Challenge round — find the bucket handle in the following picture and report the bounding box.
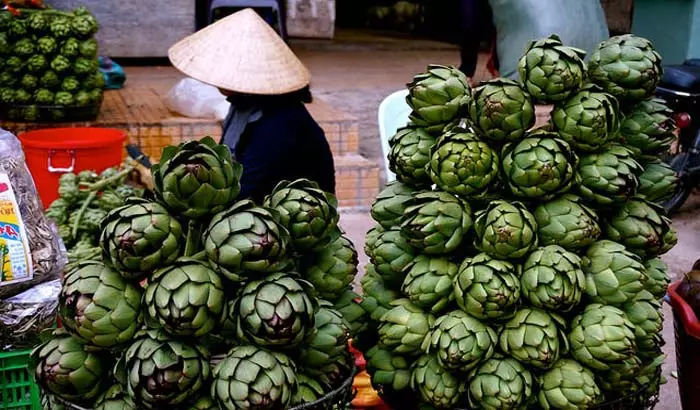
[47,149,76,173]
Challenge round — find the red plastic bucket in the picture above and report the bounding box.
[18,128,126,208]
[668,281,700,410]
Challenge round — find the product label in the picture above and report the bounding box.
[0,173,32,286]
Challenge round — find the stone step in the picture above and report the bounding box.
[335,154,381,209]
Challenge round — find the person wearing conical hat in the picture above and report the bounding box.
[169,9,335,203]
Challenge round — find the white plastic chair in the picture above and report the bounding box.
[377,89,411,183]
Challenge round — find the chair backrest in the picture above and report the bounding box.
[377,89,411,183]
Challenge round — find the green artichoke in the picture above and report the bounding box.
[605,197,677,258]
[588,35,663,102]
[144,259,225,337]
[37,37,58,55]
[521,245,586,312]
[40,70,60,89]
[153,137,243,219]
[517,34,587,102]
[370,181,415,228]
[468,356,535,410]
[5,56,23,74]
[644,258,670,300]
[58,173,79,204]
[368,228,415,288]
[423,310,497,372]
[401,191,472,254]
[189,395,219,410]
[332,288,370,341]
[622,290,663,358]
[74,57,97,76]
[59,261,142,349]
[51,55,72,74]
[411,354,467,409]
[365,224,384,258]
[50,16,72,38]
[234,272,318,349]
[80,39,98,57]
[55,91,74,106]
[502,132,579,200]
[361,270,402,322]
[100,198,183,280]
[202,199,291,282]
[533,194,601,250]
[596,355,643,395]
[13,38,35,56]
[297,304,352,388]
[638,160,679,203]
[0,71,16,87]
[620,98,676,160]
[453,252,521,320]
[568,303,637,370]
[61,76,80,93]
[401,255,458,314]
[22,105,40,121]
[72,12,99,38]
[0,87,14,104]
[14,89,31,104]
[378,299,435,356]
[263,178,340,252]
[212,345,296,410]
[498,307,569,369]
[428,130,500,198]
[21,74,38,92]
[388,126,436,186]
[74,90,91,107]
[406,64,471,133]
[45,198,69,224]
[94,384,136,410]
[0,33,8,55]
[468,78,535,143]
[302,235,357,302]
[124,329,209,409]
[583,240,647,306]
[473,200,538,259]
[27,54,47,73]
[292,373,326,405]
[537,359,601,409]
[8,18,27,39]
[61,38,80,58]
[41,392,67,410]
[26,12,48,33]
[31,330,108,403]
[551,84,620,152]
[365,346,412,392]
[577,144,643,206]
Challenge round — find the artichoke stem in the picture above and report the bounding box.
[79,167,133,192]
[71,191,97,240]
[184,220,203,257]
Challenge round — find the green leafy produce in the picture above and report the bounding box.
[50,16,73,38]
[71,12,99,38]
[79,39,98,57]
[0,88,15,104]
[468,78,535,142]
[27,54,47,73]
[74,90,91,106]
[14,38,35,57]
[40,70,60,89]
[74,56,97,76]
[388,126,436,186]
[0,33,10,54]
[20,74,38,92]
[0,71,15,87]
[61,76,80,93]
[61,37,80,58]
[14,89,31,104]
[27,12,48,34]
[406,64,471,133]
[37,36,58,55]
[6,56,23,73]
[54,91,74,106]
[8,19,27,39]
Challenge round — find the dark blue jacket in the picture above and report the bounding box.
[229,102,336,204]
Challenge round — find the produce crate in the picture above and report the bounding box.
[0,350,40,410]
[0,101,102,123]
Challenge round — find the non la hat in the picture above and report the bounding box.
[168,8,311,95]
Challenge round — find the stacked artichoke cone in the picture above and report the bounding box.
[32,137,364,410]
[362,34,677,410]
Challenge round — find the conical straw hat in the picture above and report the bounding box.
[168,8,311,95]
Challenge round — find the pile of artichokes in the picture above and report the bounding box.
[362,34,676,410]
[33,137,364,409]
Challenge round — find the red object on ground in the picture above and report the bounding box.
[18,128,126,208]
[668,281,700,410]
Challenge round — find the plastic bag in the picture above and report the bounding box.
[489,0,609,79]
[0,128,66,299]
[164,78,231,121]
[0,279,59,351]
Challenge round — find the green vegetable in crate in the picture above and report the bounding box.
[14,89,31,104]
[27,12,48,34]
[362,270,401,322]
[55,91,74,106]
[533,194,601,250]
[411,354,467,409]
[27,54,47,73]
[123,329,210,409]
[233,271,318,348]
[371,181,415,229]
[14,38,36,56]
[58,173,79,203]
[94,384,136,410]
[588,35,663,102]
[378,299,435,356]
[144,259,225,337]
[454,252,521,320]
[40,70,60,89]
[537,359,601,409]
[20,74,38,92]
[8,18,27,39]
[80,39,98,57]
[401,191,472,255]
[596,355,642,394]
[498,307,569,369]
[51,55,72,74]
[474,200,538,259]
[212,345,296,410]
[644,258,670,300]
[606,197,677,258]
[89,88,103,103]
[50,16,73,38]
[202,199,291,282]
[406,64,471,133]
[568,303,637,370]
[468,356,535,410]
[153,136,243,219]
[502,131,579,200]
[298,304,352,388]
[0,12,10,31]
[620,98,677,160]
[61,76,80,93]
[0,71,15,87]
[428,130,500,198]
[5,56,23,73]
[423,310,497,372]
[291,374,325,405]
[623,290,664,358]
[577,144,643,206]
[74,90,91,107]
[0,88,14,104]
[74,56,97,76]
[367,228,415,288]
[401,255,458,314]
[517,34,587,102]
[0,33,10,54]
[638,160,679,203]
[302,235,358,301]
[61,37,80,58]
[31,329,108,403]
[37,36,58,55]
[583,240,647,306]
[83,71,106,90]
[521,245,585,312]
[365,346,412,392]
[100,198,183,280]
[468,78,535,143]
[388,126,435,186]
[72,11,99,38]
